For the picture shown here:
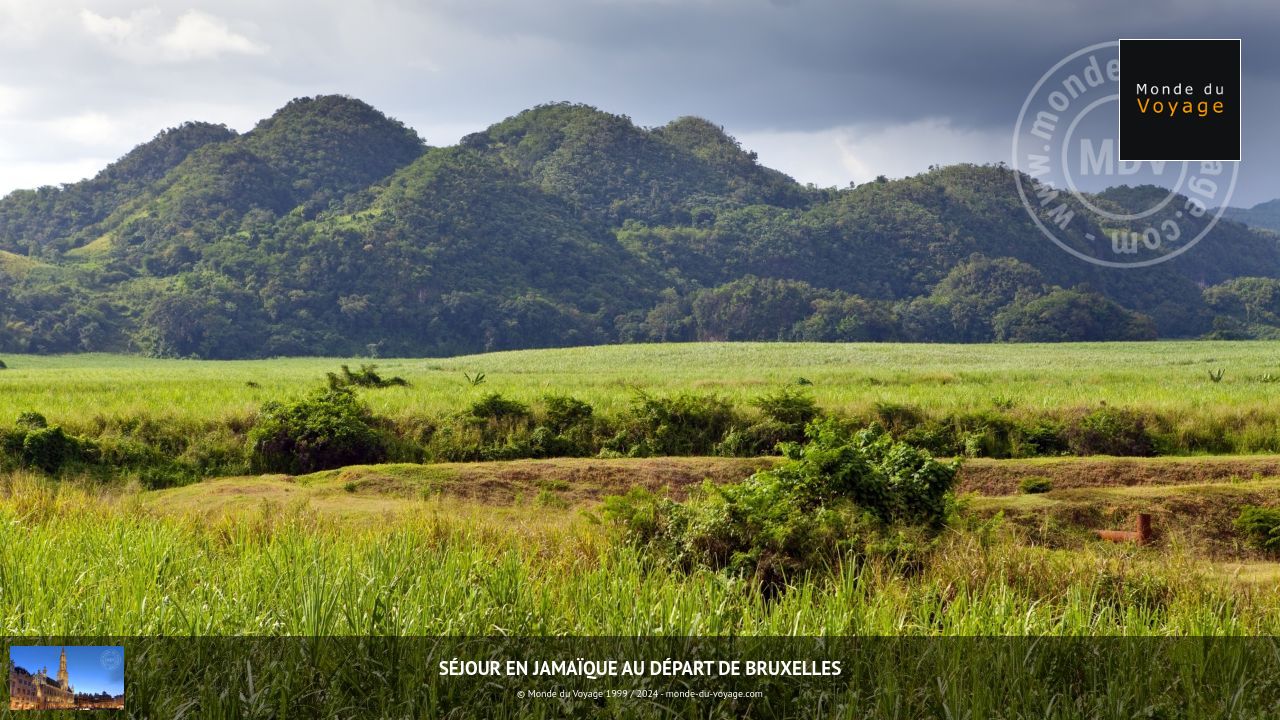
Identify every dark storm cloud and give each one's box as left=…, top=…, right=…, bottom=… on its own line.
left=407, top=0, right=1280, bottom=130
left=1, top=0, right=1276, bottom=203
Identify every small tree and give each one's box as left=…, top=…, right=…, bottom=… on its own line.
left=249, top=389, right=389, bottom=474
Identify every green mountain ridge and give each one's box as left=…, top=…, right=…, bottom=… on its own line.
left=1, top=96, right=1278, bottom=357
left=1222, top=199, right=1280, bottom=234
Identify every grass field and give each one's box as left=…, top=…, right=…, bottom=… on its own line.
left=3, top=341, right=1280, bottom=427
left=2, top=344, right=1279, bottom=644
left=3, top=465, right=1278, bottom=638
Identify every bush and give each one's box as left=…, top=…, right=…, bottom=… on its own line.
left=1234, top=506, right=1280, bottom=555
left=716, top=419, right=796, bottom=457
left=249, top=389, right=390, bottom=474
left=1017, top=418, right=1068, bottom=456
left=468, top=393, right=531, bottom=422
left=1, top=412, right=96, bottom=474
left=718, top=387, right=822, bottom=455
left=607, top=392, right=740, bottom=457
left=752, top=387, right=819, bottom=428
left=326, top=364, right=408, bottom=390
left=0, top=359, right=7, bottom=369
left=21, top=425, right=95, bottom=474
left=604, top=420, right=959, bottom=592
left=1064, top=406, right=1155, bottom=456
left=542, top=395, right=593, bottom=434
left=16, top=411, right=48, bottom=430
left=1019, top=476, right=1053, bottom=494
left=872, top=402, right=925, bottom=434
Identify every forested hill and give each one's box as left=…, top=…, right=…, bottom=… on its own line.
left=1223, top=199, right=1280, bottom=234
left=2, top=95, right=1280, bottom=358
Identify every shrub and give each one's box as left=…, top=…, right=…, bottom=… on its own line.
left=0, top=359, right=7, bottom=369
left=1019, top=476, right=1053, bottom=494
left=608, top=392, right=739, bottom=457
left=21, top=425, right=95, bottom=474
left=16, top=411, right=48, bottom=430
left=249, top=389, right=390, bottom=474
left=604, top=420, right=959, bottom=592
left=951, top=412, right=1018, bottom=458
left=542, top=395, right=594, bottom=434
left=1234, top=506, right=1280, bottom=555
left=468, top=393, right=531, bottom=422
left=326, top=364, right=408, bottom=390
left=1064, top=406, right=1155, bottom=456
left=872, top=402, right=925, bottom=434
left=752, top=387, right=819, bottom=428
left=718, top=387, right=822, bottom=455
left=536, top=488, right=570, bottom=509
left=1017, top=418, right=1067, bottom=456
left=716, top=419, right=796, bottom=457
left=0, top=428, right=23, bottom=464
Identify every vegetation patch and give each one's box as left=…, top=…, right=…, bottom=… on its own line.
left=606, top=391, right=740, bottom=457
left=605, top=420, right=958, bottom=591
left=249, top=389, right=394, bottom=474
left=1019, top=476, right=1053, bottom=494
left=326, top=364, right=408, bottom=390
left=1235, top=506, right=1280, bottom=556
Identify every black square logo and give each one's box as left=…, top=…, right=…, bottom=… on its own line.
left=1119, top=39, right=1240, bottom=161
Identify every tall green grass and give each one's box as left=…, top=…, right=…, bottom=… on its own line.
left=2, top=473, right=1276, bottom=638
left=3, top=342, right=1280, bottom=426
left=5, top=340, right=1280, bottom=479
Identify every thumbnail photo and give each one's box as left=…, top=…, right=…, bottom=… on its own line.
left=8, top=646, right=125, bottom=711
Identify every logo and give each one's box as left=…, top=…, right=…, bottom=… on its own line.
left=1012, top=41, right=1238, bottom=268
left=100, top=648, right=123, bottom=671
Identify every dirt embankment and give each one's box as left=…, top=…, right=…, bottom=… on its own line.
left=327, top=456, right=781, bottom=505
left=318, top=454, right=1280, bottom=504
left=957, top=456, right=1280, bottom=495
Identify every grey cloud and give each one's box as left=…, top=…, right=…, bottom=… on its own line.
left=0, top=0, right=1275, bottom=203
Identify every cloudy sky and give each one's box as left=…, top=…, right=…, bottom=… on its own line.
left=1, top=0, right=1277, bottom=205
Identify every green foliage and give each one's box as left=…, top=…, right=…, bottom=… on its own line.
left=248, top=389, right=389, bottom=474
left=719, top=387, right=821, bottom=456
left=9, top=422, right=96, bottom=474
left=753, top=387, right=819, bottom=427
left=994, top=288, right=1158, bottom=342
left=1208, top=368, right=1225, bottom=383
left=0, top=122, right=237, bottom=256
left=542, top=395, right=594, bottom=434
left=22, top=426, right=75, bottom=473
left=1019, top=476, right=1053, bottom=494
left=326, top=364, right=408, bottom=390
left=16, top=411, right=48, bottom=430
left=608, top=391, right=740, bottom=457
left=468, top=393, right=531, bottom=422
left=5, top=96, right=1280, bottom=356
left=1065, top=406, right=1155, bottom=457
left=1234, top=506, right=1280, bottom=555
left=604, top=420, right=959, bottom=591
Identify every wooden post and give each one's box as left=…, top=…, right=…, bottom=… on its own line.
left=1135, top=513, right=1152, bottom=545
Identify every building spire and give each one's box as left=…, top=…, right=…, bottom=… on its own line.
left=57, top=647, right=69, bottom=690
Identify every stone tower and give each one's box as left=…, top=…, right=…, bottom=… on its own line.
left=57, top=647, right=69, bottom=690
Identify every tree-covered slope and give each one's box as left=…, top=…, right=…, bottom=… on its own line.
left=465, top=103, right=815, bottom=225
left=2, top=96, right=1279, bottom=357
left=1222, top=199, right=1280, bottom=234
left=0, top=122, right=236, bottom=255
